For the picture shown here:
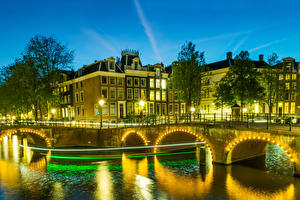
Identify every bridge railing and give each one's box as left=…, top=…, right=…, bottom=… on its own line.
left=1, top=113, right=299, bottom=132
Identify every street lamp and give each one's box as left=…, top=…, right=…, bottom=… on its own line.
left=99, top=99, right=105, bottom=128
left=51, top=108, right=56, bottom=120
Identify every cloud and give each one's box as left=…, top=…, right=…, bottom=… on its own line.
left=82, top=28, right=118, bottom=56
left=248, top=38, right=287, bottom=52
left=134, top=0, right=162, bottom=62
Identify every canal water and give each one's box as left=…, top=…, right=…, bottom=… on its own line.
left=0, top=134, right=299, bottom=200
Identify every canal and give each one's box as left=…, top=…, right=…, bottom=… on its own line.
left=0, top=134, right=299, bottom=200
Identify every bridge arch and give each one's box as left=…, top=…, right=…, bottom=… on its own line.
left=225, top=135, right=297, bottom=164
left=154, top=128, right=215, bottom=161
left=121, top=130, right=149, bottom=146
left=0, top=128, right=52, bottom=147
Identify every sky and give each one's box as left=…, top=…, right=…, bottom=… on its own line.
left=1, top=0, right=300, bottom=69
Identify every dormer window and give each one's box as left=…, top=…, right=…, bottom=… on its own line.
left=156, top=68, right=160, bottom=77
left=109, top=62, right=115, bottom=71
left=134, top=61, right=138, bottom=70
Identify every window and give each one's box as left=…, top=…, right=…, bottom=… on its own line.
left=162, top=91, right=166, bottom=101
left=150, top=79, right=154, bottom=88
left=162, top=103, right=167, bottom=115
left=67, top=95, right=71, bottom=104
left=76, top=107, right=80, bottom=116
left=80, top=91, right=84, bottom=102
left=134, top=61, right=138, bottom=69
left=110, top=87, right=116, bottom=99
left=134, top=88, right=139, bottom=100
left=162, top=79, right=166, bottom=89
left=103, top=103, right=108, bottom=116
left=156, top=79, right=161, bottom=88
left=279, top=74, right=283, bottom=80
left=94, top=104, right=99, bottom=116
left=291, top=92, right=295, bottom=100
left=156, top=69, right=160, bottom=77
left=117, top=78, right=123, bottom=86
left=141, top=89, right=146, bottom=100
left=149, top=103, right=154, bottom=114
left=284, top=103, right=289, bottom=114
left=156, top=103, right=161, bottom=115
left=168, top=92, right=173, bottom=101
left=110, top=77, right=116, bottom=85
left=101, top=87, right=108, bottom=98
left=102, top=76, right=107, bottom=84
left=75, top=82, right=79, bottom=89
left=109, top=62, right=114, bottom=71
left=292, top=74, right=297, bottom=80
left=180, top=104, right=185, bottom=115
left=110, top=103, right=116, bottom=116
left=80, top=81, right=83, bottom=88
left=150, top=90, right=155, bottom=100
left=127, top=88, right=133, bottom=99
left=169, top=104, right=173, bottom=115
left=156, top=91, right=161, bottom=100
left=134, top=78, right=139, bottom=87
left=75, top=93, right=79, bottom=103
left=141, top=78, right=146, bottom=87
left=285, top=83, right=290, bottom=90
left=291, top=102, right=295, bottom=114
left=127, top=102, right=134, bottom=114
left=174, top=104, right=179, bottom=114
left=286, top=74, right=290, bottom=80
left=127, top=77, right=133, bottom=86
left=118, top=88, right=124, bottom=99
left=64, top=86, right=67, bottom=92
left=292, top=82, right=296, bottom=90
left=81, top=106, right=84, bottom=116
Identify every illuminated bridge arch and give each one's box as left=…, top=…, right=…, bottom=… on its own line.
left=121, top=131, right=149, bottom=146
left=0, top=128, right=52, bottom=147
left=225, top=135, right=297, bottom=164
left=154, top=128, right=215, bottom=161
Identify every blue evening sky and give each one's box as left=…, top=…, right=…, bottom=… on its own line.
left=1, top=0, right=300, bottom=69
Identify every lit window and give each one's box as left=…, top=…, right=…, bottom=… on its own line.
left=156, top=79, right=161, bottom=88
left=285, top=83, right=290, bottom=90
left=286, top=74, right=290, bottom=80
left=150, top=90, right=155, bottom=100
left=150, top=79, right=154, bottom=88
left=162, top=79, right=166, bottom=89
left=156, top=91, right=161, bottom=100
left=279, top=74, right=283, bottom=80
left=292, top=74, right=296, bottom=80
left=162, top=91, right=166, bottom=101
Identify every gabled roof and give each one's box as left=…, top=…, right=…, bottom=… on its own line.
left=207, top=59, right=268, bottom=70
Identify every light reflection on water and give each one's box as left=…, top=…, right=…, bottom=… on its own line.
left=0, top=134, right=299, bottom=200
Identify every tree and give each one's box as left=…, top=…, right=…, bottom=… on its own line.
left=170, top=41, right=206, bottom=121
left=213, top=77, right=235, bottom=119
left=0, top=35, right=74, bottom=120
left=24, top=35, right=74, bottom=120
left=260, top=53, right=283, bottom=116
left=216, top=51, right=265, bottom=119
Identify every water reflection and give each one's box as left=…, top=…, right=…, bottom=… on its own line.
left=226, top=172, right=295, bottom=200
left=0, top=134, right=299, bottom=200
left=154, top=156, right=213, bottom=199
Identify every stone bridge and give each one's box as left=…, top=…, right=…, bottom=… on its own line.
left=1, top=124, right=300, bottom=176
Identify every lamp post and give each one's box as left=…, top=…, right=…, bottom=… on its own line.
left=139, top=100, right=145, bottom=125
left=99, top=100, right=105, bottom=129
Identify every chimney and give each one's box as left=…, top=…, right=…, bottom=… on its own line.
left=259, top=54, right=264, bottom=62
left=226, top=52, right=232, bottom=60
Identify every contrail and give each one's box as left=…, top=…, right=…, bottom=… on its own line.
left=249, top=38, right=286, bottom=52
left=83, top=28, right=118, bottom=56
left=232, top=32, right=251, bottom=53
left=195, top=30, right=251, bottom=43
left=133, top=0, right=162, bottom=62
